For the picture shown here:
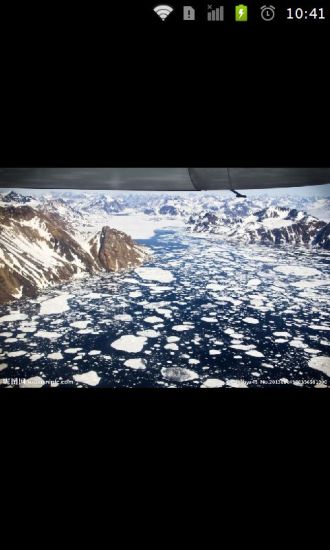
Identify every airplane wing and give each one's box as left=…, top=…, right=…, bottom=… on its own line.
left=0, top=167, right=329, bottom=191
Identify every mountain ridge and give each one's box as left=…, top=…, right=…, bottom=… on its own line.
left=0, top=205, right=148, bottom=304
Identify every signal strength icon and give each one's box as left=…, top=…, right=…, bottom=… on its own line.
left=153, top=5, right=174, bottom=21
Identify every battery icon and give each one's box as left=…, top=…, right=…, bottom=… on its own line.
left=235, top=4, right=248, bottom=21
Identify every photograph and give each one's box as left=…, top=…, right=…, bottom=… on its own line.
left=0, top=168, right=329, bottom=388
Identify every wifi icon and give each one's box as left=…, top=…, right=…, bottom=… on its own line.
left=153, top=5, right=174, bottom=21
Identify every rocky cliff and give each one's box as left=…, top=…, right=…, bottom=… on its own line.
left=89, top=226, right=148, bottom=271
left=0, top=206, right=148, bottom=304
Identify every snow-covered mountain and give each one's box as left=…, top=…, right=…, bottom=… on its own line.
left=187, top=205, right=330, bottom=249
left=0, top=205, right=148, bottom=304
left=82, top=194, right=125, bottom=215
left=0, top=191, right=39, bottom=207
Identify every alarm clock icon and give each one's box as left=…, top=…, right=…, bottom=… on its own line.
left=260, top=5, right=276, bottom=21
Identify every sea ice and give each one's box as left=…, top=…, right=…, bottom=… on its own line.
left=39, top=293, right=72, bottom=315
left=274, top=265, right=321, bottom=277
left=247, top=279, right=261, bottom=287
left=73, top=371, right=101, bottom=386
left=35, top=331, right=61, bottom=339
left=144, top=316, right=163, bottom=324
left=164, top=343, right=179, bottom=351
left=135, top=267, right=174, bottom=283
left=206, top=283, right=224, bottom=291
left=230, top=344, right=256, bottom=351
left=0, top=312, right=28, bottom=323
left=172, top=325, right=194, bottom=332
left=47, top=352, right=63, bottom=360
left=308, top=324, right=330, bottom=331
left=137, top=329, right=160, bottom=338
left=111, top=335, right=147, bottom=353
left=245, top=350, right=265, bottom=358
left=129, top=291, right=142, bottom=298
left=226, top=379, right=248, bottom=388
left=161, top=367, right=199, bottom=382
left=201, top=378, right=225, bottom=388
left=30, top=353, right=44, bottom=362
left=114, top=314, right=133, bottom=322
left=308, top=356, right=330, bottom=377
left=70, top=320, right=90, bottom=329
left=124, top=358, right=147, bottom=370
left=242, top=317, right=259, bottom=325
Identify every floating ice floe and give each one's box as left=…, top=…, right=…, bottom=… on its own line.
left=30, top=353, right=44, bottom=362
left=144, top=316, right=163, bottom=324
left=273, top=331, right=292, bottom=338
left=201, top=317, right=218, bottom=323
left=289, top=340, right=308, bottom=349
left=73, top=371, right=101, bottom=386
left=114, top=314, right=133, bottom=322
left=226, top=379, right=248, bottom=388
left=167, top=336, right=180, bottom=343
left=291, top=279, right=329, bottom=289
left=7, top=350, right=27, bottom=357
left=64, top=348, right=83, bottom=354
left=0, top=312, right=28, bottom=323
left=124, top=358, right=147, bottom=370
left=201, top=378, right=225, bottom=388
left=308, top=324, right=330, bottom=331
left=172, top=324, right=194, bottom=332
left=70, top=320, right=90, bottom=329
left=247, top=278, right=261, bottom=287
left=0, top=363, right=8, bottom=371
left=273, top=265, right=321, bottom=277
left=242, top=317, right=259, bottom=325
left=129, top=291, right=142, bottom=298
left=111, top=335, right=147, bottom=353
left=82, top=293, right=103, bottom=299
left=34, top=330, right=61, bottom=339
left=164, top=343, right=179, bottom=351
left=209, top=350, right=221, bottom=355
left=88, top=350, right=101, bottom=356
left=161, top=367, right=199, bottom=382
left=206, top=283, right=225, bottom=291
left=230, top=344, right=256, bottom=351
left=245, top=350, right=264, bottom=358
left=188, top=359, right=200, bottom=365
left=137, top=329, right=160, bottom=338
left=308, top=356, right=330, bottom=377
left=39, top=293, right=72, bottom=315
left=47, top=352, right=63, bottom=360
left=135, top=267, right=174, bottom=283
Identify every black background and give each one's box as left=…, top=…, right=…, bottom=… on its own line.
left=0, top=1, right=329, bottom=453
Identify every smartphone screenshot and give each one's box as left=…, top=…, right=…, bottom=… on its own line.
left=0, top=2, right=329, bottom=395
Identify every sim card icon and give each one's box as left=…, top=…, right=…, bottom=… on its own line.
left=235, top=4, right=248, bottom=21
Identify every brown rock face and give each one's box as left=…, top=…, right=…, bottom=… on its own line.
left=90, top=226, right=148, bottom=272
left=0, top=206, right=148, bottom=304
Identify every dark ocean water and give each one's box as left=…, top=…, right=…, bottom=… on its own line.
left=0, top=229, right=329, bottom=388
